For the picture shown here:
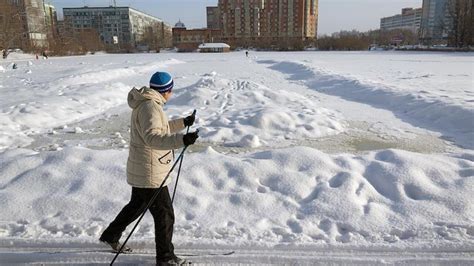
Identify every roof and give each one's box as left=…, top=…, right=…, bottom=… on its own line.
left=63, top=6, right=165, bottom=24
left=198, top=43, right=230, bottom=49
left=174, top=20, right=186, bottom=28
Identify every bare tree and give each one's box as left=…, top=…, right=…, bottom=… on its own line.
left=0, top=1, right=52, bottom=55
left=77, top=29, right=104, bottom=53
left=445, top=0, right=474, bottom=47
left=0, top=2, right=25, bottom=53
left=142, top=24, right=161, bottom=52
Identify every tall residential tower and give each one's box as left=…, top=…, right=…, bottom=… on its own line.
left=63, top=6, right=172, bottom=50
left=380, top=8, right=423, bottom=33
left=208, top=0, right=318, bottom=47
left=0, top=0, right=50, bottom=49
left=420, top=0, right=449, bottom=43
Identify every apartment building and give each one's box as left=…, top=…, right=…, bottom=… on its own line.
left=44, top=3, right=57, bottom=39
left=420, top=0, right=450, bottom=43
left=380, top=8, right=423, bottom=33
left=261, top=0, right=318, bottom=39
left=218, top=0, right=264, bottom=40
left=0, top=0, right=50, bottom=50
left=210, top=0, right=318, bottom=47
left=207, top=6, right=220, bottom=29
left=63, top=6, right=172, bottom=50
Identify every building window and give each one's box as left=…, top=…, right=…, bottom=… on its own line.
left=9, top=0, right=20, bottom=6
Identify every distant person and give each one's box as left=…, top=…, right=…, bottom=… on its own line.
left=99, top=71, right=198, bottom=265
left=42, top=51, right=48, bottom=59
left=2, top=50, right=7, bottom=59
left=12, top=63, right=17, bottom=69
left=245, top=50, right=249, bottom=57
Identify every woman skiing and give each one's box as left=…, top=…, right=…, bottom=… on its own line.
left=100, top=71, right=198, bottom=265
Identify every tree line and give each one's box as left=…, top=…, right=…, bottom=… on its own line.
left=315, top=29, right=419, bottom=51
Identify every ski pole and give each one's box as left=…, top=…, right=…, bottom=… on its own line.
left=171, top=109, right=196, bottom=203
left=110, top=146, right=188, bottom=265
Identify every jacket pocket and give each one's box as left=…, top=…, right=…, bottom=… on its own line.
left=157, top=151, right=173, bottom=165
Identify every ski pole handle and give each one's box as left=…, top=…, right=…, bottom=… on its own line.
left=186, top=109, right=197, bottom=134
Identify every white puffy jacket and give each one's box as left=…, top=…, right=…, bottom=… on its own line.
left=126, top=87, right=185, bottom=188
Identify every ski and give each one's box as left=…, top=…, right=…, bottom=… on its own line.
left=105, top=250, right=235, bottom=256
left=34, top=249, right=235, bottom=257
left=178, top=251, right=235, bottom=257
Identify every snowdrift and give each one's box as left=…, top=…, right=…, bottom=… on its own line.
left=1, top=146, right=472, bottom=248
left=260, top=59, right=474, bottom=149
left=170, top=72, right=344, bottom=147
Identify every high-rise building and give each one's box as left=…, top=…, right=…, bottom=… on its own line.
left=218, top=0, right=264, bottom=39
left=63, top=6, right=172, bottom=50
left=207, top=6, right=220, bottom=29
left=260, top=0, right=318, bottom=40
left=209, top=0, right=318, bottom=47
left=0, top=0, right=50, bottom=49
left=380, top=8, right=423, bottom=33
left=420, top=0, right=450, bottom=43
left=44, top=3, right=58, bottom=39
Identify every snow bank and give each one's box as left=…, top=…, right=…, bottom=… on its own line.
left=0, top=146, right=472, bottom=247
left=0, top=58, right=183, bottom=151
left=57, top=59, right=183, bottom=86
left=170, top=72, right=344, bottom=147
left=2, top=51, right=36, bottom=60
left=260, top=59, right=474, bottom=149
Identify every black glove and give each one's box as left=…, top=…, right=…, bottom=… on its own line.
left=183, top=110, right=196, bottom=127
left=183, top=131, right=199, bottom=146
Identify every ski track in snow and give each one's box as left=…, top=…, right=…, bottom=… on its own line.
left=1, top=245, right=473, bottom=265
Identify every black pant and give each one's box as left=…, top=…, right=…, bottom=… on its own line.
left=100, top=186, right=175, bottom=261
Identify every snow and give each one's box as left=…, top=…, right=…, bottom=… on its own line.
left=2, top=51, right=36, bottom=61
left=262, top=53, right=474, bottom=149
left=0, top=57, right=183, bottom=151
left=171, top=72, right=344, bottom=147
left=0, top=51, right=473, bottom=264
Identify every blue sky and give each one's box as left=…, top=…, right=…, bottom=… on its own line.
left=49, top=0, right=422, bottom=35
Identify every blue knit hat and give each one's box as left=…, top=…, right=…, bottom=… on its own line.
left=150, top=71, right=174, bottom=93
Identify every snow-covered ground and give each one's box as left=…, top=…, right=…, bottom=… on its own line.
left=0, top=51, right=473, bottom=265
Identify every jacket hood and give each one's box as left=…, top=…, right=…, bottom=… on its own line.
left=128, top=86, right=167, bottom=109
